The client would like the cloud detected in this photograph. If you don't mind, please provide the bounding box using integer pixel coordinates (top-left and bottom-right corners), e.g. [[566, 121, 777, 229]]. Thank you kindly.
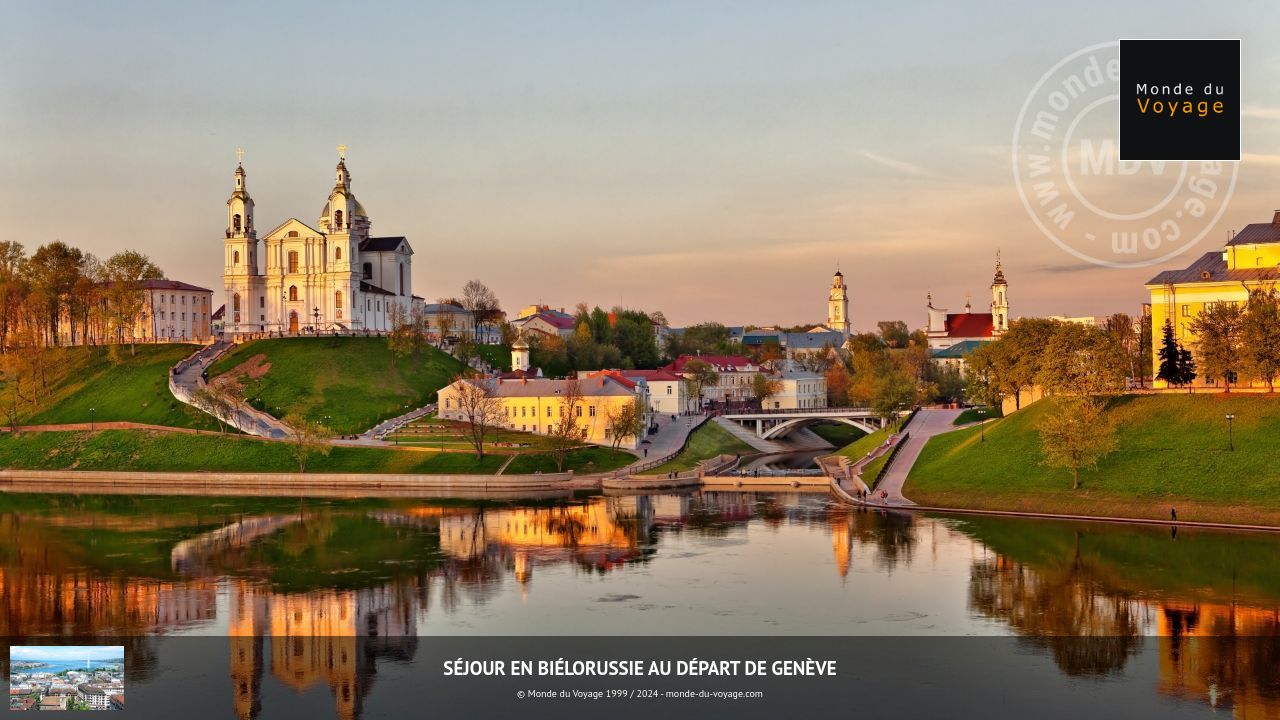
[[860, 150, 932, 177], [1244, 105, 1280, 120]]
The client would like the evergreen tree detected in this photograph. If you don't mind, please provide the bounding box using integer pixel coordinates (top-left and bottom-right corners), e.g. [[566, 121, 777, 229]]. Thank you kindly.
[[1177, 345, 1197, 390], [1156, 319, 1181, 385]]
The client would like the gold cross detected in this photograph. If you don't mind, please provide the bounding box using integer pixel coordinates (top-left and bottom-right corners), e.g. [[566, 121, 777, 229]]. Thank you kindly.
[[337, 144, 347, 159], [235, 147, 245, 163]]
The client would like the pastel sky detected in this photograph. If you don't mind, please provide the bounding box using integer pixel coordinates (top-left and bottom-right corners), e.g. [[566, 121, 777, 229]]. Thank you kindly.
[[10, 646, 124, 662], [3, 1, 1279, 329]]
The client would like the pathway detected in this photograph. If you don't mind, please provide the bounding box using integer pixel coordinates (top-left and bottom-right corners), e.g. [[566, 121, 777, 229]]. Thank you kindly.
[[169, 341, 293, 440], [873, 407, 965, 506], [619, 413, 708, 473]]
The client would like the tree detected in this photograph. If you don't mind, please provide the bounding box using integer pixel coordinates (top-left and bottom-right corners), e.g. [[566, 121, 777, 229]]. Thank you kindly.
[[1241, 288, 1280, 391], [871, 366, 916, 422], [877, 320, 910, 348], [605, 397, 644, 451], [1038, 396, 1115, 489], [1189, 301, 1245, 391], [547, 376, 585, 471], [460, 279, 503, 325], [1156, 318, 1181, 386], [102, 250, 164, 354], [1177, 345, 1197, 390], [681, 359, 719, 412], [451, 375, 503, 458], [749, 372, 783, 406], [1104, 312, 1139, 383], [284, 412, 332, 472], [1036, 323, 1127, 397], [964, 341, 1003, 408], [824, 362, 851, 406], [25, 241, 89, 346], [189, 384, 232, 434], [0, 241, 27, 352]]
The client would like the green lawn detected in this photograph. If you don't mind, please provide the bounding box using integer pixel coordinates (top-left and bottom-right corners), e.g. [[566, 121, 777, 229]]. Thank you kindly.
[[834, 426, 890, 460], [909, 394, 1280, 525], [470, 343, 511, 371], [809, 422, 866, 447], [503, 446, 633, 474], [0, 430, 505, 474], [207, 337, 462, 435], [861, 451, 891, 486], [20, 344, 219, 430], [648, 421, 755, 473], [953, 406, 1000, 425]]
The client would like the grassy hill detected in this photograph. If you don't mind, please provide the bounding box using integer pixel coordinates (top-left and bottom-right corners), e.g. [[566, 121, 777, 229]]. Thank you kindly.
[[909, 394, 1280, 525], [207, 337, 462, 435], [649, 421, 755, 473], [19, 344, 217, 430], [0, 430, 506, 474]]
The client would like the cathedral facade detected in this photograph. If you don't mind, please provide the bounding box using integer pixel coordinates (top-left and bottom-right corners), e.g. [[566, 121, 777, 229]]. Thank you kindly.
[[222, 152, 415, 336]]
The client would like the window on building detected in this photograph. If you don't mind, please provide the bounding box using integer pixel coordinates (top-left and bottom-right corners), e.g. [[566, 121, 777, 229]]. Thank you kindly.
[[399, 263, 405, 296], [575, 406, 582, 417], [1182, 305, 1190, 317], [232, 293, 241, 312], [288, 251, 299, 273], [336, 246, 342, 261], [289, 286, 298, 301], [233, 214, 241, 232], [546, 406, 552, 417], [589, 406, 596, 417], [233, 250, 240, 265], [362, 262, 372, 280], [334, 209, 344, 228], [335, 291, 343, 309], [259, 296, 264, 308]]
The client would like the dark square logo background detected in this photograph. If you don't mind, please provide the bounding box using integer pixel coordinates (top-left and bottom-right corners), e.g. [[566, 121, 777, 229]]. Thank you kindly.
[[1120, 39, 1239, 160]]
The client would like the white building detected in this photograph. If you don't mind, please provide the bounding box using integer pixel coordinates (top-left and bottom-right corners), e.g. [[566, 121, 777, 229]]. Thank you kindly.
[[771, 364, 828, 409], [619, 369, 685, 416], [223, 150, 415, 337]]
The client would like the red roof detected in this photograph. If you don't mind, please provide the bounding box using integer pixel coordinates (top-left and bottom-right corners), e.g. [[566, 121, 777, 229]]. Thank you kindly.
[[944, 313, 994, 339], [622, 369, 682, 382], [582, 370, 638, 390], [664, 355, 757, 373]]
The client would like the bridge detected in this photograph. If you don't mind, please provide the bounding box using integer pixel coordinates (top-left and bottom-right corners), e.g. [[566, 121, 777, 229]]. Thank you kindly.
[[720, 406, 885, 439]]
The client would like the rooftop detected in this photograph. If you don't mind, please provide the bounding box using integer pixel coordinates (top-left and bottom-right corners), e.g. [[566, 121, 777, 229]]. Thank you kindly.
[[1146, 250, 1280, 285]]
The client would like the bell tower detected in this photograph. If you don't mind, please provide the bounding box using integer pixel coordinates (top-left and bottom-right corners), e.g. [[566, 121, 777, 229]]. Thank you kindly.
[[990, 251, 1009, 335], [827, 268, 850, 338], [225, 150, 258, 277]]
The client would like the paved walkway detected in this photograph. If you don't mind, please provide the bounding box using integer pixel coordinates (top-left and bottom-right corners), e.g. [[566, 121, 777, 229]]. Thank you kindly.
[[874, 407, 965, 506], [170, 341, 293, 440], [620, 413, 708, 473]]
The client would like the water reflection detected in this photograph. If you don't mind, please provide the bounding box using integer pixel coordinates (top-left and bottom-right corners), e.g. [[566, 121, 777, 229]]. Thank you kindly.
[[7, 494, 1280, 717]]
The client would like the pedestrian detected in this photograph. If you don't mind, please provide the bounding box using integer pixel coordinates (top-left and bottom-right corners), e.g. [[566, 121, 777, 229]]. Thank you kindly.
[[644, 448, 648, 458], [1171, 507, 1177, 522]]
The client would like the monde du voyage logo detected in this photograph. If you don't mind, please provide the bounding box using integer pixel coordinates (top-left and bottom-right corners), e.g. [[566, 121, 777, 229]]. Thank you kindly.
[[1013, 39, 1240, 269]]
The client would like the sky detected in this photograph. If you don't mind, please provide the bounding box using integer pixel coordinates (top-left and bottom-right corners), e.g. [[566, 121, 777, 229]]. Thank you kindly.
[[10, 645, 124, 662], [3, 1, 1280, 330]]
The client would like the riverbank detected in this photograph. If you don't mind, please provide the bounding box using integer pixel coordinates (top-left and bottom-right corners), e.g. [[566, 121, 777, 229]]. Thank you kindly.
[[905, 395, 1280, 527]]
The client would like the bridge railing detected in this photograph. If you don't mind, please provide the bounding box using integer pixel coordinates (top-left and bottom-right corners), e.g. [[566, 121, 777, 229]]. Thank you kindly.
[[722, 406, 876, 417]]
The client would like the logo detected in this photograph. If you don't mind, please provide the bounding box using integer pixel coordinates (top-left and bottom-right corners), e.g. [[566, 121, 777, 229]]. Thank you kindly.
[[1012, 41, 1238, 268]]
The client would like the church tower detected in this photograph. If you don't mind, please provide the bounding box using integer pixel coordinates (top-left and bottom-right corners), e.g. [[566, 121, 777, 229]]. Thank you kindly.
[[990, 251, 1009, 336], [224, 152, 262, 332], [827, 268, 850, 337]]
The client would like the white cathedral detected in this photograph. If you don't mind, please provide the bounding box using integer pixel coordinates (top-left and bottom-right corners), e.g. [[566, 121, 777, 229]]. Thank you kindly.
[[222, 150, 415, 336]]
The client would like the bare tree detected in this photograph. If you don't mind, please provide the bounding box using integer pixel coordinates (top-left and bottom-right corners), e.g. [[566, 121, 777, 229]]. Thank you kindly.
[[284, 413, 332, 471], [547, 377, 585, 471], [190, 384, 232, 434], [451, 375, 504, 458], [605, 397, 644, 450], [461, 279, 503, 328]]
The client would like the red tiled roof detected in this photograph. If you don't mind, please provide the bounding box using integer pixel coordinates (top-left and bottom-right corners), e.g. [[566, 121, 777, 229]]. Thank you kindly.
[[944, 313, 994, 339], [583, 370, 638, 390], [622, 369, 682, 382]]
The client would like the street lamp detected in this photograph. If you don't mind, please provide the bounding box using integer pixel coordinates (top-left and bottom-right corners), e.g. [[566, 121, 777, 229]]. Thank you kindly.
[[978, 408, 987, 443], [1226, 413, 1235, 452], [89, 407, 95, 432], [312, 307, 321, 333]]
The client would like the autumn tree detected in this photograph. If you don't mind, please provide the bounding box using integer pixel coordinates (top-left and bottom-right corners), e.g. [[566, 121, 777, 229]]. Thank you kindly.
[[102, 250, 163, 354], [749, 372, 783, 406], [604, 397, 644, 451], [1190, 301, 1245, 391], [824, 362, 851, 406], [1038, 396, 1115, 489], [680, 359, 719, 412], [1037, 322, 1127, 397], [1241, 288, 1280, 391]]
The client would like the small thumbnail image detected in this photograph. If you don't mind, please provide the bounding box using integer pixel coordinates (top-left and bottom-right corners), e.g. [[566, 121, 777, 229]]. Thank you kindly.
[[9, 645, 125, 711]]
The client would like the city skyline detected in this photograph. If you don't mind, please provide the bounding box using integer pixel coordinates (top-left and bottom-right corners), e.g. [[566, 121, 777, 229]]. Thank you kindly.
[[5, 1, 1280, 326]]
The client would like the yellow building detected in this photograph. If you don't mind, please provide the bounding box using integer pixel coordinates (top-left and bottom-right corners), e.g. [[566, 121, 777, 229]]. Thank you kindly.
[[1145, 210, 1280, 389], [437, 372, 648, 450]]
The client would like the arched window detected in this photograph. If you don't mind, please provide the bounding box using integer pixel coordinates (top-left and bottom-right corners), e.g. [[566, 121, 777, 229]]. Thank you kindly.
[[287, 251, 299, 273], [233, 250, 240, 265], [398, 263, 405, 295], [232, 293, 241, 312], [334, 290, 343, 309], [336, 246, 342, 261], [289, 285, 298, 301], [334, 209, 343, 228], [362, 262, 372, 280], [232, 214, 242, 232]]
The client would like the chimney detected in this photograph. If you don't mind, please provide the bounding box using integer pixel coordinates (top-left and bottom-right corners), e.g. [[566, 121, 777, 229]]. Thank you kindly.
[[1273, 210, 1280, 225]]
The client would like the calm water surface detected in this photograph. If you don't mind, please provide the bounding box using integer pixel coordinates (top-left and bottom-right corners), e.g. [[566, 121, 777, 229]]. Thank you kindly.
[[3, 489, 1279, 716]]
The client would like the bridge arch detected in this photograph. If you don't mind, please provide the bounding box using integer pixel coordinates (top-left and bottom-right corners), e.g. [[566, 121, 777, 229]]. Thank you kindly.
[[760, 416, 881, 440]]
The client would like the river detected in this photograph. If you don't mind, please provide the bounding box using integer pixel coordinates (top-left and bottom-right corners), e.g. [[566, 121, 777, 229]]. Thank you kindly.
[[2, 489, 1278, 717]]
